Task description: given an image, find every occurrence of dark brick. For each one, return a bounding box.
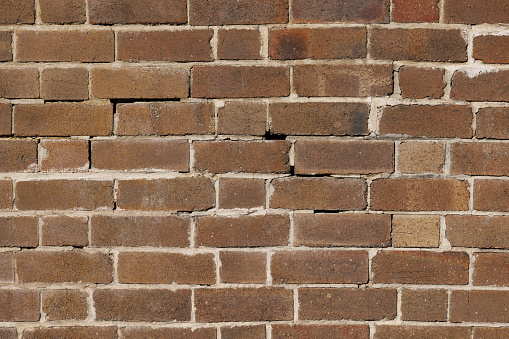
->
[218,101,266,136]
[451,69,509,102]
[444,0,509,24]
[39,0,86,23]
[89,0,187,24]
[473,34,509,64]
[291,0,389,23]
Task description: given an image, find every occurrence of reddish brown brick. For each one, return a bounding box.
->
[269,27,367,60]
[273,325,369,339]
[272,250,368,284]
[0,329,15,339]
[194,141,290,174]
[39,0,86,23]
[0,103,10,135]
[477,107,509,139]
[0,140,37,172]
[41,215,88,247]
[218,102,266,136]
[220,251,266,283]
[16,180,114,210]
[218,178,265,209]
[40,139,89,172]
[372,251,469,284]
[195,288,293,322]
[447,215,509,249]
[398,141,445,174]
[0,31,12,61]
[474,179,509,212]
[399,67,445,99]
[0,0,34,23]
[299,288,397,320]
[196,215,290,247]
[89,0,187,24]
[0,290,39,321]
[23,327,117,339]
[451,142,509,175]
[271,177,367,210]
[91,67,188,99]
[0,253,14,282]
[223,326,265,339]
[291,0,389,23]
[117,178,214,211]
[94,289,191,321]
[0,216,38,247]
[218,29,261,60]
[392,0,439,22]
[473,253,509,286]
[293,64,393,97]
[392,215,440,248]
[374,326,471,339]
[451,290,509,323]
[0,179,12,210]
[41,68,88,101]
[42,290,88,320]
[444,0,509,24]
[16,250,113,283]
[473,34,509,64]
[0,68,39,99]
[121,327,216,339]
[401,289,448,321]
[14,103,113,136]
[269,102,369,136]
[118,30,212,62]
[451,69,509,102]
[474,327,509,338]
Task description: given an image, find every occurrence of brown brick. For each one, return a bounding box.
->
[14,103,113,136]
[398,141,445,174]
[195,288,293,322]
[196,215,290,247]
[194,141,290,174]
[269,102,369,136]
[41,68,89,101]
[0,103,11,135]
[118,30,212,62]
[293,64,393,97]
[451,69,509,102]
[269,27,366,60]
[0,179,12,209]
[473,253,509,286]
[401,289,448,321]
[0,0,34,23]
[295,140,393,174]
[446,215,509,249]
[0,68,39,99]
[218,29,261,60]
[220,251,266,283]
[40,139,89,172]
[372,251,469,284]
[273,325,370,339]
[16,250,113,283]
[292,0,389,23]
[272,250,368,284]
[444,0,509,24]
[91,215,190,247]
[92,67,188,99]
[294,214,391,247]
[222,326,265,339]
[39,0,86,23]
[117,178,215,211]
[392,215,440,248]
[0,31,12,61]
[218,178,265,209]
[0,253,14,282]
[23,327,117,339]
[477,107,509,139]
[473,34,509,64]
[41,215,88,247]
[474,179,509,212]
[118,102,214,136]
[271,177,367,210]
[121,327,216,339]
[94,289,190,321]
[392,0,439,22]
[450,290,509,323]
[218,102,266,136]
[118,252,215,284]
[16,180,114,210]
[0,140,37,172]
[0,216,38,247]
[0,290,39,321]
[89,0,187,24]
[399,67,445,99]
[92,139,189,171]
[192,66,290,98]
[42,290,88,320]
[451,142,509,175]
[190,0,288,25]
[474,327,509,338]
[374,326,471,339]
[0,329,15,339]
[299,288,397,320]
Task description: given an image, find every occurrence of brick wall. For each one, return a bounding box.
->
[0,0,508,338]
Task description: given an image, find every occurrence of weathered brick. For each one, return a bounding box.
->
[295,140,393,174]
[218,29,262,60]
[16,180,114,210]
[291,0,389,23]
[477,107,509,139]
[40,139,89,172]
[0,140,37,172]
[374,326,471,339]
[0,31,12,61]
[91,215,190,247]
[192,66,290,98]
[293,64,393,97]
[89,0,187,24]
[0,68,39,99]
[195,288,293,322]
[392,215,440,248]
[269,102,369,136]
[451,69,509,102]
[94,289,191,321]
[451,142,509,175]
[401,289,448,321]
[0,290,39,321]
[473,253,509,286]
[450,290,509,323]
[392,0,439,22]
[0,179,12,209]
[121,327,216,339]
[0,253,14,282]
[218,178,265,209]
[39,0,86,23]
[218,102,266,136]
[42,290,88,320]
[474,179,509,212]
[447,215,509,249]
[272,325,369,339]
[0,0,34,23]
[194,141,290,174]
[399,66,445,99]
[220,251,266,283]
[398,141,445,174]
[222,326,265,339]
[0,329,15,339]
[371,179,469,211]
[474,327,509,338]
[372,251,469,284]
[41,215,88,247]
[473,34,509,64]
[299,288,397,320]
[271,177,367,210]
[196,215,290,247]
[117,30,212,62]
[117,178,215,211]
[0,103,10,135]
[444,0,509,24]
[16,251,113,283]
[41,68,89,101]
[23,327,117,339]
[0,217,38,247]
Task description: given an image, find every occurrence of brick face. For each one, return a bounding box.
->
[446,215,509,249]
[291,0,389,23]
[39,0,86,24]
[89,0,187,24]
[451,69,509,102]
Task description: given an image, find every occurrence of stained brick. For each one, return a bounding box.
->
[291,0,389,23]
[0,0,34,24]
[401,289,448,321]
[0,68,39,99]
[42,290,88,320]
[218,102,266,136]
[41,215,88,247]
[0,290,39,321]
[39,0,86,23]
[218,178,265,209]
[473,34,509,64]
[23,327,117,339]
[474,179,509,212]
[89,0,187,24]
[446,215,509,249]
[477,107,509,139]
[220,251,266,283]
[218,29,262,60]
[450,290,509,323]
[40,139,89,172]
[0,216,38,247]
[41,68,89,101]
[399,66,445,99]
[473,253,509,286]
[392,0,439,22]
[444,0,509,24]
[451,142,509,175]
[451,69,509,102]
[374,326,471,339]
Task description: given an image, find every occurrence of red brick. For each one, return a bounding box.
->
[401,289,448,321]
[474,179,509,212]
[269,102,369,136]
[473,253,509,286]
[117,178,214,211]
[16,180,114,211]
[14,103,113,136]
[398,141,445,174]
[0,329,15,339]
[220,251,266,283]
[451,69,509,102]
[291,0,389,23]
[0,140,37,172]
[89,0,187,24]
[16,250,113,283]
[0,253,14,282]
[94,289,191,321]
[118,102,214,136]
[222,326,265,339]
[451,142,509,175]
[92,139,189,171]
[293,64,393,97]
[0,179,12,209]
[41,68,89,101]
[121,327,216,339]
[444,0,509,24]
[39,0,86,23]
[450,290,509,323]
[189,0,288,25]
[271,177,367,210]
[0,103,10,135]
[0,216,38,247]
[218,178,265,209]
[269,27,367,60]
[0,0,34,23]
[91,215,190,247]
[41,215,88,247]
[92,67,188,99]
[218,29,262,60]
[0,31,12,61]
[42,290,88,320]
[23,327,117,339]
[40,139,89,172]
[0,290,39,321]
[374,326,471,339]
[218,102,266,135]
[299,288,397,320]
[473,34,509,64]
[118,30,212,62]
[196,215,290,247]
[272,250,368,284]
[477,107,509,139]
[194,141,290,174]
[294,214,391,247]
[272,325,369,339]
[195,288,293,322]
[372,251,469,284]
[0,68,39,99]
[474,327,509,338]
[399,67,445,99]
[446,215,509,249]
[392,0,439,22]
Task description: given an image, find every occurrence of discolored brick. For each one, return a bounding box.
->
[218,102,266,136]
[446,215,509,249]
[473,34,509,64]
[0,31,12,61]
[0,290,39,321]
[374,326,471,339]
[397,141,445,174]
[473,253,509,286]
[39,0,86,23]
[401,289,448,321]
[0,216,38,247]
[218,178,265,209]
[399,66,445,99]
[450,290,509,323]
[0,140,36,172]
[451,142,509,175]
[272,325,370,339]
[291,0,389,23]
[474,179,509,212]
[121,327,217,339]
[477,107,509,139]
[218,29,262,60]
[220,251,266,283]
[23,327,117,339]
[444,0,509,24]
[0,253,14,282]
[451,69,509,102]
[0,0,34,23]
[222,326,265,339]
[41,68,89,101]
[0,179,12,209]
[0,103,10,135]
[392,215,440,248]
[89,0,187,24]
[42,290,88,320]
[392,0,439,22]
[0,68,39,99]
[40,139,89,172]
[41,215,88,247]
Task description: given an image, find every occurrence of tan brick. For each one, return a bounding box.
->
[23,327,117,339]
[0,68,39,99]
[392,0,439,22]
[477,107,509,139]
[39,0,86,23]
[0,179,12,209]
[374,326,471,339]
[473,253,509,286]
[0,216,38,247]
[0,103,11,135]
[474,327,509,339]
[451,142,509,175]
[398,141,445,174]
[121,327,216,339]
[399,66,445,99]
[392,215,440,248]
[451,69,509,102]
[444,0,509,24]
[401,289,448,321]
[0,290,39,321]
[41,215,88,247]
[223,326,265,339]
[42,290,88,320]
[40,139,89,172]
[41,68,89,101]
[89,0,187,24]
[218,178,265,209]
[220,251,266,283]
[218,29,262,60]
[0,31,12,61]
[474,179,509,212]
[450,290,509,323]
[0,252,14,282]
[273,325,369,339]
[0,0,34,24]
[291,0,389,23]
[218,102,266,135]
[446,215,509,249]
[0,140,36,172]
